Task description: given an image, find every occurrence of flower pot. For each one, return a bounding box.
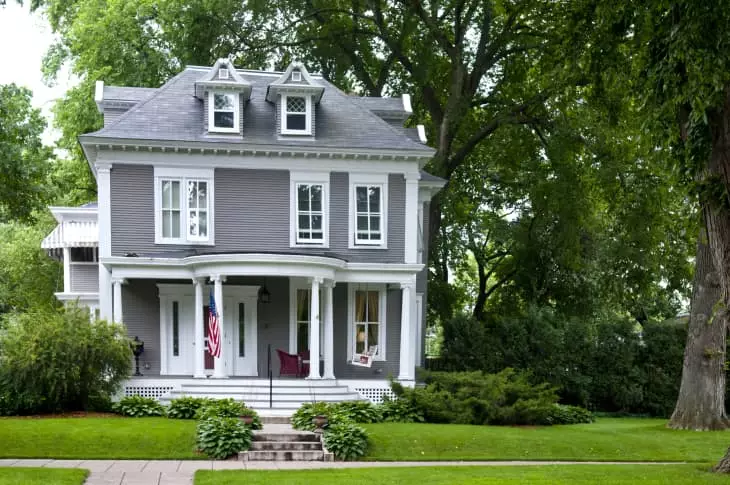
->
[239,415,254,426]
[312,414,328,430]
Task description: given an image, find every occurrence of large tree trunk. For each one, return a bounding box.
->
[668,230,728,431]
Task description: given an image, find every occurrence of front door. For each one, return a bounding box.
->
[166,298,194,375]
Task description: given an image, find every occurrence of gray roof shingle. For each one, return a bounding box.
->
[103,86,157,103]
[84,67,434,154]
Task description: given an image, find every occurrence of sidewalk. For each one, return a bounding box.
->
[0,458,686,485]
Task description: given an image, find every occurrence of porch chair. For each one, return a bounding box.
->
[276,349,301,377]
[298,350,310,377]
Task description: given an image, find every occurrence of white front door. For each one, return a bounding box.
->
[229,295,258,376]
[163,296,194,375]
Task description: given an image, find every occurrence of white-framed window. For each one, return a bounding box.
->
[290,172,329,247]
[281,94,312,135]
[154,167,215,245]
[349,174,388,248]
[348,284,387,361]
[208,91,239,133]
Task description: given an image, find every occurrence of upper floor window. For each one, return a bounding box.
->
[209,92,239,133]
[349,174,388,248]
[290,172,329,247]
[155,168,214,245]
[281,94,312,135]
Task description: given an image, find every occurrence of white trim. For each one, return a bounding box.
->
[96,162,112,320]
[208,91,240,133]
[404,174,420,264]
[416,125,427,143]
[94,80,104,103]
[291,70,302,82]
[63,247,71,293]
[281,94,312,135]
[348,173,388,249]
[289,278,325,357]
[153,167,215,246]
[401,94,413,114]
[289,172,330,248]
[415,293,423,367]
[347,283,387,362]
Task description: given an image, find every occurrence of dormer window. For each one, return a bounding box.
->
[209,92,239,133]
[282,95,311,135]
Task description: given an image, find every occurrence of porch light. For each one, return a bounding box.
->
[259,280,271,304]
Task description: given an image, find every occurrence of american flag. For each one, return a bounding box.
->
[208,291,221,358]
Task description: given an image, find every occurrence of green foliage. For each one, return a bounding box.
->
[322,421,369,461]
[167,397,212,419]
[112,396,166,417]
[291,402,333,431]
[538,404,595,425]
[196,417,252,459]
[379,397,424,423]
[0,305,132,414]
[194,399,261,429]
[331,401,382,424]
[0,84,52,223]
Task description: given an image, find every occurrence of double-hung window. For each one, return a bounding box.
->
[208,92,239,133]
[349,285,386,361]
[281,94,311,135]
[155,168,214,245]
[296,184,324,243]
[349,174,388,248]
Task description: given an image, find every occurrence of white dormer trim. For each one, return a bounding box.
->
[402,94,413,114]
[281,94,313,136]
[266,62,325,104]
[291,70,302,82]
[195,58,252,101]
[208,91,240,134]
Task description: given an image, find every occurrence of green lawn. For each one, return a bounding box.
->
[0,417,200,459]
[196,465,730,484]
[363,418,730,462]
[0,467,87,485]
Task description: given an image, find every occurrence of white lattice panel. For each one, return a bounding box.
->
[354,387,395,404]
[124,386,174,399]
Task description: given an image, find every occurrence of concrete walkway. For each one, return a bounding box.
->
[0,458,686,485]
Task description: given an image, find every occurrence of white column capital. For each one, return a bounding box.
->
[310,276,324,286]
[322,279,336,289]
[111,277,127,286]
[95,162,112,174]
[210,274,227,283]
[400,281,415,291]
[403,171,421,182]
[192,276,206,286]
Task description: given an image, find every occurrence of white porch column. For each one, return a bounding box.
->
[212,274,227,378]
[111,277,126,323]
[398,281,415,381]
[63,247,71,293]
[193,277,206,378]
[96,162,113,320]
[322,280,335,379]
[404,173,420,264]
[307,277,322,379]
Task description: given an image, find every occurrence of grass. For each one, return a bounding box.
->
[195,465,730,484]
[363,418,730,462]
[0,417,200,459]
[0,467,87,485]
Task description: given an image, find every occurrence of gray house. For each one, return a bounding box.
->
[43,59,443,410]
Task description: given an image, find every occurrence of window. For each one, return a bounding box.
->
[155,168,214,245]
[281,94,311,135]
[350,286,386,360]
[238,302,245,358]
[291,70,302,82]
[70,247,98,262]
[291,286,324,357]
[296,183,324,244]
[355,185,383,244]
[209,92,239,132]
[172,301,179,357]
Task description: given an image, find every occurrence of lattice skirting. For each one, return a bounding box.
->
[353,387,396,404]
[124,386,175,399]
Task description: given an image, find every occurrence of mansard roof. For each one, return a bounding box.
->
[81,64,433,155]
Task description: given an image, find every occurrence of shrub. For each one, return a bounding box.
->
[323,422,369,461]
[0,306,132,414]
[291,402,333,431]
[167,397,213,419]
[113,395,166,417]
[379,397,424,423]
[536,404,594,425]
[197,417,252,459]
[195,399,261,429]
[332,401,382,424]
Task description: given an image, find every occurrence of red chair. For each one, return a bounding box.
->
[298,350,310,377]
[277,349,300,377]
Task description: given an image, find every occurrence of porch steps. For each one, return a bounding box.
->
[240,426,333,462]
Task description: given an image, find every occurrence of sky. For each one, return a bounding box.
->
[0,2,75,144]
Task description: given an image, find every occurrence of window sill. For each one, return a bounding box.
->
[291,243,329,249]
[208,127,239,134]
[349,244,388,250]
[155,239,216,246]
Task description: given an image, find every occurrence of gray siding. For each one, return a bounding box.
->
[110,165,406,263]
[70,264,99,292]
[333,284,402,379]
[122,279,161,375]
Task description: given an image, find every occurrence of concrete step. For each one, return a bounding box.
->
[244,450,325,461]
[250,441,322,451]
[261,416,290,425]
[178,385,356,394]
[252,431,320,443]
[170,390,360,400]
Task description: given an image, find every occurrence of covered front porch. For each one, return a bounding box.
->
[104,253,423,385]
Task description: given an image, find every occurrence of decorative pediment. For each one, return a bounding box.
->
[266,62,324,104]
[195,58,252,100]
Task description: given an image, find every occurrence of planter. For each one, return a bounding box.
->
[312,414,328,431]
[239,415,255,426]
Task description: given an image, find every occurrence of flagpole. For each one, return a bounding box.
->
[212,275,226,378]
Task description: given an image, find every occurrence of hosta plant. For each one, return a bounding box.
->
[195,398,245,420]
[167,397,213,419]
[291,402,333,431]
[332,401,383,423]
[196,417,252,459]
[322,422,369,461]
[112,395,166,417]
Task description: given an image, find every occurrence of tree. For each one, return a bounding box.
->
[0,84,52,222]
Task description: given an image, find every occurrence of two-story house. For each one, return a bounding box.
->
[42,59,443,410]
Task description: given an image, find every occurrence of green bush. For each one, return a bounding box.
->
[291,402,333,431]
[393,369,568,426]
[0,306,132,414]
[195,399,261,429]
[538,404,594,425]
[379,397,424,423]
[332,401,382,424]
[196,417,252,459]
[323,422,369,461]
[113,395,166,417]
[167,397,212,419]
